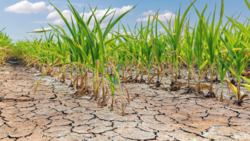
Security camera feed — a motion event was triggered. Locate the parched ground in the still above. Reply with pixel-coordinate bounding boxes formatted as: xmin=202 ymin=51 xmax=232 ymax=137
xmin=0 ymin=63 xmax=250 ymax=141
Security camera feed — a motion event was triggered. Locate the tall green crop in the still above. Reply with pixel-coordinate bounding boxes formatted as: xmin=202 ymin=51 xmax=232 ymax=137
xmin=157 ymin=0 xmax=197 ymax=83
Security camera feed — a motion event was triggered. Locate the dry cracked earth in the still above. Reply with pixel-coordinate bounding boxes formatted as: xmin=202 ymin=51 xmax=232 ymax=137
xmin=0 ymin=63 xmax=250 ymax=141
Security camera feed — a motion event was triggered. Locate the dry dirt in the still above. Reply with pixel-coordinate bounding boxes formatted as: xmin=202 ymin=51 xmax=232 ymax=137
xmin=0 ymin=63 xmax=250 ymax=141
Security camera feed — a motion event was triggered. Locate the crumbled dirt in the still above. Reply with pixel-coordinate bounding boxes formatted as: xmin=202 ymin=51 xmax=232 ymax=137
xmin=0 ymin=64 xmax=250 ymax=141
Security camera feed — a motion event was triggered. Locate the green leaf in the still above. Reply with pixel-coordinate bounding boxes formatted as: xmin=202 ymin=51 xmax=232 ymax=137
xmin=242 ymin=76 xmax=250 ymax=84
xmin=245 ymin=0 xmax=250 ymax=10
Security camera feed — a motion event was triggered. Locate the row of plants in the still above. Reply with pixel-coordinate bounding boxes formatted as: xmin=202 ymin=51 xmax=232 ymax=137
xmin=0 ymin=28 xmax=14 ymax=63
xmin=3 ymin=0 xmax=250 ymax=115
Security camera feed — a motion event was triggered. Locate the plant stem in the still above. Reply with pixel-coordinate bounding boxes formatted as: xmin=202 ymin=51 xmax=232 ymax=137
xmin=188 ymin=66 xmax=191 ymax=87
xmin=220 ymin=82 xmax=224 ymax=102
xmin=210 ymin=64 xmax=214 ymax=93
xmin=237 ymin=80 xmax=241 ymax=100
xmin=141 ymin=63 xmax=143 ymax=80
xmin=130 ymin=59 xmax=133 ymax=77
xmin=123 ymin=63 xmax=125 ymax=77
xmin=85 ymin=66 xmax=88 ymax=86
xmin=175 ymin=60 xmax=178 ymax=83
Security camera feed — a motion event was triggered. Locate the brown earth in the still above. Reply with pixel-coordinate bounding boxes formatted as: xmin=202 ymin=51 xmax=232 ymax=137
xmin=0 ymin=63 xmax=250 ymax=141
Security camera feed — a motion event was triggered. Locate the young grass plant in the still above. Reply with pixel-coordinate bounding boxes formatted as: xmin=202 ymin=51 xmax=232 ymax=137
xmin=183 ymin=19 xmax=195 ymax=87
xmin=221 ymin=30 xmax=250 ymax=105
xmin=157 ymin=0 xmax=197 ymax=83
xmin=217 ymin=36 xmax=233 ymax=101
xmin=193 ymin=5 xmax=207 ymax=92
xmin=35 ymin=0 xmax=138 ymax=113
xmin=194 ymin=0 xmax=224 ymax=97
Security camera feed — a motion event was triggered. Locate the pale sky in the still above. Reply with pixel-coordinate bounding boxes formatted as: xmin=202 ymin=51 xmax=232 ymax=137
xmin=0 ymin=0 xmax=249 ymax=41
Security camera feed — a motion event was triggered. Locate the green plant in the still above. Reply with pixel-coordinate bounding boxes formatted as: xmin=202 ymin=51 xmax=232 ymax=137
xmin=220 ymin=29 xmax=250 ymax=104
xmin=194 ymin=0 xmax=224 ymax=96
xmin=157 ymin=0 xmax=197 ymax=83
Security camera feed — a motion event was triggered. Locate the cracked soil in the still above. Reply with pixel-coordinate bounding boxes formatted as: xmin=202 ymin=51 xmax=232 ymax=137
xmin=0 ymin=63 xmax=250 ymax=141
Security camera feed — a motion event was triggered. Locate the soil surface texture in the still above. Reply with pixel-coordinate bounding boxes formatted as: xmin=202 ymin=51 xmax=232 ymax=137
xmin=0 ymin=64 xmax=250 ymax=141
